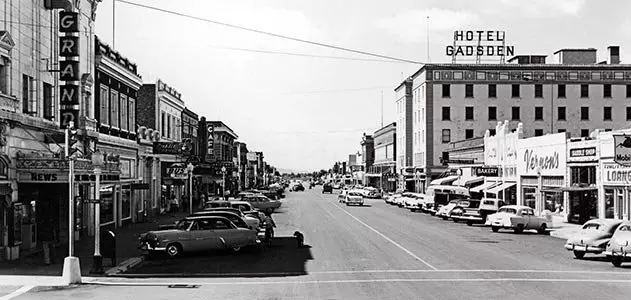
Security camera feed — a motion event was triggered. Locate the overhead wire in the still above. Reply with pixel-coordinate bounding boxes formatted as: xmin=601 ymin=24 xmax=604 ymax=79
xmin=206 ymin=45 xmax=407 ymax=63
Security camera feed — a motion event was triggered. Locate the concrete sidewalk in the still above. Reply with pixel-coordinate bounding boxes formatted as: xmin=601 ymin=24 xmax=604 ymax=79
xmin=0 ymin=212 xmax=190 ymax=277
xmin=547 ymin=215 xmax=581 ymax=240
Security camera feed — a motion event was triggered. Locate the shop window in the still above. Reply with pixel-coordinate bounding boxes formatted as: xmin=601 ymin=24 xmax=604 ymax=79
xmin=604 ymin=106 xmax=612 ymax=121
xmin=605 ymin=189 xmax=614 ymax=218
xmin=122 ymin=185 xmax=131 ymax=220
xmin=511 ymin=84 xmax=520 ymax=98
xmin=22 ymin=75 xmax=36 ymax=115
xmin=465 ymin=106 xmax=474 ymax=120
xmin=110 ymin=90 xmax=119 ymax=128
xmin=603 ymin=84 xmax=612 ymax=98
xmin=488 ymin=106 xmax=497 ymax=121
xmin=12 ymin=203 xmax=23 ymax=245
xmin=442 ymin=107 xmax=450 ymax=120
xmin=465 ymin=84 xmax=474 ymax=98
xmin=535 ymin=129 xmax=543 ymax=136
xmin=441 ymin=129 xmax=450 ymax=143
xmin=558 ymin=84 xmax=566 ymax=98
xmin=534 ymin=84 xmax=543 ymax=98
xmin=535 ymin=106 xmax=543 ymax=120
xmin=442 ymin=84 xmax=450 ymax=98
xmin=488 ymin=84 xmax=496 ymax=98
xmin=570 ymin=166 xmax=596 ymax=185
xmin=545 ymin=192 xmax=564 ymax=214
xmin=580 ymin=84 xmax=589 ymax=98
xmin=523 ymin=187 xmax=536 ymax=209
xmin=100 ymin=185 xmax=115 ymax=225
xmin=43 ymin=82 xmax=55 ymax=121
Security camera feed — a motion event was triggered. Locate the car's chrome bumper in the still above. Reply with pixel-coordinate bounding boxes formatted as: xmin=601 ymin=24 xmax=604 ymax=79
xmin=603 ymin=251 xmax=631 ymax=257
xmin=457 ymin=215 xmax=484 ymax=222
xmin=564 ymin=244 xmax=604 ymax=252
xmin=138 ymin=242 xmax=166 ymax=252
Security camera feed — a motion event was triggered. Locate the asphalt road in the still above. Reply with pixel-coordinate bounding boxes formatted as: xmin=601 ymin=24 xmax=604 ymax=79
xmin=12 ymin=187 xmax=631 ymax=299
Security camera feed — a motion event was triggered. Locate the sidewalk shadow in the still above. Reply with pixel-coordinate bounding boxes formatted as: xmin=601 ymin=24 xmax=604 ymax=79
xmin=126 ymin=236 xmax=314 ymax=277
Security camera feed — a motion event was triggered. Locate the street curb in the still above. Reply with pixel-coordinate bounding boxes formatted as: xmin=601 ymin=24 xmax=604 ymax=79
xmin=105 ymin=256 xmax=145 ymax=276
xmin=105 ymin=272 xmax=306 ymax=278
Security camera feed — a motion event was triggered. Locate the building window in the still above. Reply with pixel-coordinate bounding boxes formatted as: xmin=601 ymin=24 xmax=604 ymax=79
xmin=581 ymin=129 xmax=589 ymax=137
xmin=465 ymin=84 xmax=474 ymax=98
xmin=581 ymin=107 xmax=589 ymax=120
xmin=627 ymin=107 xmax=631 ymax=121
xmin=535 ymin=106 xmax=543 ymax=121
xmin=580 ymin=84 xmax=589 ymax=98
xmin=442 ymin=107 xmax=450 ymax=120
xmin=511 ymin=106 xmax=520 ymax=120
xmin=442 ymin=84 xmax=450 ymax=98
xmin=43 ymin=82 xmax=54 ymax=121
xmin=511 ymin=84 xmax=520 ymax=98
xmin=535 ymin=129 xmax=543 ymax=136
xmin=534 ymin=84 xmax=543 ymax=98
xmin=488 ymin=106 xmax=497 ymax=121
xmin=441 ymin=129 xmax=450 ymax=143
xmin=558 ymin=129 xmax=566 ymax=133
xmin=110 ymin=90 xmax=119 ymax=128
xmin=161 ymin=112 xmax=166 ymax=137
xmin=0 ymin=64 xmax=7 ymax=94
xmin=129 ymin=98 xmax=136 ymax=132
xmin=604 ymin=106 xmax=612 ymax=121
xmin=465 ymin=129 xmax=474 ymax=139
xmin=488 ymin=84 xmax=497 ymax=98
xmin=22 ymin=75 xmax=36 ymax=114
xmin=558 ymin=106 xmax=566 ymax=121
xmin=604 ymin=84 xmax=612 ymax=98
xmin=558 ymin=84 xmax=566 ymax=98
xmin=442 ymin=152 xmax=449 ymax=164
xmin=489 ymin=129 xmax=496 ymax=136
xmin=465 ymin=106 xmax=474 ymax=120
xmin=100 ymin=85 xmax=109 ymax=125
xmin=627 ymin=84 xmax=631 ymax=98
xmin=120 ymin=94 xmax=128 ymax=131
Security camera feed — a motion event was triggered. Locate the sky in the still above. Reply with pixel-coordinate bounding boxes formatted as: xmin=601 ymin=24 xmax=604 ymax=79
xmin=95 ymin=0 xmax=631 ymax=173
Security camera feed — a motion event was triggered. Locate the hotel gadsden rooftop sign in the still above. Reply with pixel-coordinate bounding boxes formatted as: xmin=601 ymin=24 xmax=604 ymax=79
xmin=446 ymin=30 xmax=515 ymax=60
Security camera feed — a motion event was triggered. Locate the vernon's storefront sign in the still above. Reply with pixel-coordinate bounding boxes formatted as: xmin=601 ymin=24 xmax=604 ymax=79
xmin=517 ymin=133 xmax=567 ymax=177
xmin=602 ymin=163 xmax=631 ymax=184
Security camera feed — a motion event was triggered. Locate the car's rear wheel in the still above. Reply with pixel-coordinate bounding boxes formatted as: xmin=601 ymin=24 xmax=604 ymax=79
xmin=537 ymin=224 xmax=547 ymax=234
xmin=231 ymin=246 xmax=242 ymax=253
xmin=266 ymin=208 xmax=274 ymax=214
xmin=466 ymin=221 xmax=473 ymax=226
xmin=410 ymin=208 xmax=416 ymax=212
xmin=441 ymin=216 xmax=448 ymax=220
xmin=452 ymin=218 xmax=459 ymax=223
xmin=491 ymin=226 xmax=499 ymax=232
xmin=573 ymin=250 xmax=585 ymax=259
xmin=612 ymin=256 xmax=623 ymax=267
xmin=514 ymin=225 xmax=524 ymax=234
xmin=166 ymin=243 xmax=182 ymax=258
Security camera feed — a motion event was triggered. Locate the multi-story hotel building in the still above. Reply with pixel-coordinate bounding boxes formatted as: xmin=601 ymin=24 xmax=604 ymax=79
xmin=402 ymin=46 xmax=631 ymax=192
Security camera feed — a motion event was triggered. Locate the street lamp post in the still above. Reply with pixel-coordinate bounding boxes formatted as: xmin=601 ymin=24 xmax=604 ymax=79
xmin=221 ymin=166 xmax=227 ymax=198
xmin=187 ymin=163 xmax=194 ymax=215
xmin=536 ymin=166 xmax=543 ymax=214
xmin=90 ymin=150 xmax=104 ymax=274
xmin=62 ymin=121 xmax=80 ymax=284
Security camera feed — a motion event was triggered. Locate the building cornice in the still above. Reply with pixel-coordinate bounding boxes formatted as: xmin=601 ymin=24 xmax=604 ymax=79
xmin=97 ymin=55 xmax=143 ymax=90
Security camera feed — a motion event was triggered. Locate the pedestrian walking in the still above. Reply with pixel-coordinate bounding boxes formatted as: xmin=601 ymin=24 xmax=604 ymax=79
xmin=264 ymin=211 xmax=276 ymax=247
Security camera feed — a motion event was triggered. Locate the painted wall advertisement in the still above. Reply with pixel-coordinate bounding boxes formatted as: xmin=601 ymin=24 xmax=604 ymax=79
xmin=602 ymin=163 xmax=631 ymax=185
xmin=517 ymin=133 xmax=567 ymax=177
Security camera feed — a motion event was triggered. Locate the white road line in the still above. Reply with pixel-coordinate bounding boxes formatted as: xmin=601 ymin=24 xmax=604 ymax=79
xmin=0 ymin=286 xmax=34 ymax=300
xmin=84 ymin=278 xmax=631 ymax=286
xmin=308 ymin=269 xmax=631 ymax=275
xmin=325 ymin=199 xmax=438 ymax=271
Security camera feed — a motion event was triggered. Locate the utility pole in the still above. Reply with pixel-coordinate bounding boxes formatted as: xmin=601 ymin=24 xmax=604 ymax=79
xmin=381 ymin=91 xmax=384 ymax=128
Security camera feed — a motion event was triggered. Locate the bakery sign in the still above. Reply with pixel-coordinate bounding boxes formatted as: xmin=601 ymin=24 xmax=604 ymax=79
xmin=614 ymin=135 xmax=631 ymax=165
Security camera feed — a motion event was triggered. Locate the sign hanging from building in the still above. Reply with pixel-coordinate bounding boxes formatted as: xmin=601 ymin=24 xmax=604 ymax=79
xmin=446 ymin=30 xmax=514 ymax=64
xmin=570 ymin=147 xmax=597 ymax=158
xmin=473 ymin=166 xmax=499 ymax=177
xmin=153 ymin=142 xmax=184 ymax=155
xmin=58 ymin=10 xmax=80 ymax=129
xmin=602 ymin=163 xmax=631 ymax=184
xmin=207 ymin=124 xmax=214 ymax=160
xmin=613 ymin=135 xmax=631 ymax=165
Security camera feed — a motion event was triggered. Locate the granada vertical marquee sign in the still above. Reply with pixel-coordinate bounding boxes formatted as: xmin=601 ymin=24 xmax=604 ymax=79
xmin=59 ymin=11 xmax=80 ymax=129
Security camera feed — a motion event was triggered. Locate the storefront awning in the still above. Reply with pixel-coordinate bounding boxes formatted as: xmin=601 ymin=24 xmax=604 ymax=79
xmin=487 ymin=182 xmax=516 ymax=194
xmin=559 ymin=186 xmax=598 ymax=192
xmin=452 ymin=176 xmax=483 ymax=187
xmin=430 ymin=175 xmax=459 ymax=186
xmin=469 ymin=181 xmax=500 ymax=193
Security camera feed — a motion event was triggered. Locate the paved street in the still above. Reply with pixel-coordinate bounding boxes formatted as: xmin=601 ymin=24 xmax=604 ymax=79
xmin=10 ymin=187 xmax=631 ymax=299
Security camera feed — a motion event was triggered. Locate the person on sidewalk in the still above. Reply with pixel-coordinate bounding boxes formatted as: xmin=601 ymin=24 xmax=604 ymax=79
xmin=264 ymin=211 xmax=276 ymax=247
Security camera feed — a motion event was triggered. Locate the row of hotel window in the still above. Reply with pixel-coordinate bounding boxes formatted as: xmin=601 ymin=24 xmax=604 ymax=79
xmin=99 ymin=85 xmax=136 ymax=131
xmin=441 ymin=83 xmax=631 ymax=98
xmin=441 ymin=127 xmax=607 ymax=143
xmin=442 ymin=106 xmax=631 ymax=122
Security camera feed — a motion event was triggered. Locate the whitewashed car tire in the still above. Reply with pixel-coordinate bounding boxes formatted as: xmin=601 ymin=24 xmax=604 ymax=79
xmin=166 ymin=243 xmax=182 ymax=258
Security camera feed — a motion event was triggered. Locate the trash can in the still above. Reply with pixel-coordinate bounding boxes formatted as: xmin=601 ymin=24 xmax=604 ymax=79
xmin=101 ymin=230 xmax=116 ymax=267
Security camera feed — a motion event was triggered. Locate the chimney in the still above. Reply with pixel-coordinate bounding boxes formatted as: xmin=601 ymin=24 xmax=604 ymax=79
xmin=608 ymin=46 xmax=620 ymax=64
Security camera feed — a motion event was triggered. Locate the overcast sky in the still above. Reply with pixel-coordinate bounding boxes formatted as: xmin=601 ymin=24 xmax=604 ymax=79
xmin=96 ymin=0 xmax=630 ymax=173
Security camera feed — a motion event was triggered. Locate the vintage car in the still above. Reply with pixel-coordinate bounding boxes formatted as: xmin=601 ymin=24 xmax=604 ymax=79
xmin=322 ymin=183 xmax=334 ymax=194
xmin=243 ymin=195 xmax=282 ymax=213
xmin=449 ymin=199 xmax=481 ymax=223
xmin=435 ymin=200 xmax=461 ymax=220
xmin=394 ymin=193 xmax=414 ymax=207
xmin=564 ymin=219 xmax=623 ymax=259
xmin=456 ymin=198 xmax=506 ymax=226
xmin=200 ymin=207 xmax=261 ymax=229
xmin=204 ymin=200 xmax=232 ymax=209
xmin=345 ymin=190 xmax=365 ymax=206
xmin=139 ymin=216 xmax=260 ymax=257
xmin=604 ymin=222 xmax=631 ymax=267
xmin=404 ymin=193 xmax=426 ymax=212
xmin=385 ymin=193 xmax=400 ymax=204
xmin=364 ymin=187 xmax=382 ymax=199
xmin=422 ymin=185 xmax=470 ymax=215
xmin=487 ymin=205 xmax=548 ymax=234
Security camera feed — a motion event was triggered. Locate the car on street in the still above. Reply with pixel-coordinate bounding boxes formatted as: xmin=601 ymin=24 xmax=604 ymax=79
xmin=139 ymin=216 xmax=261 ymax=257
xmin=338 ymin=189 xmax=349 ymax=203
xmin=363 ymin=187 xmax=382 ymax=199
xmin=604 ymin=221 xmax=631 ymax=267
xmin=322 ymin=183 xmax=333 ymax=194
xmin=564 ymin=219 xmax=623 ymax=259
xmin=435 ymin=200 xmax=461 ymax=220
xmin=200 ymin=207 xmax=261 ymax=229
xmin=487 ymin=205 xmax=548 ymax=234
xmin=457 ymin=198 xmax=506 ymax=226
xmin=204 ymin=200 xmax=232 ymax=209
xmin=243 ymin=195 xmax=282 ymax=213
xmin=404 ymin=193 xmax=426 ymax=212
xmin=448 ymin=199 xmax=480 ymax=222
xmin=391 ymin=193 xmax=410 ymax=207
xmin=384 ymin=193 xmax=399 ymax=204
xmin=345 ymin=190 xmax=365 ymax=206
xmin=292 ymin=184 xmax=305 ymax=192
xmin=422 ymin=185 xmax=470 ymax=215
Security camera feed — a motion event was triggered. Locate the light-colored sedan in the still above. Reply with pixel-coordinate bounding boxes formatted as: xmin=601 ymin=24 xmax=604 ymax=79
xmin=564 ymin=219 xmax=622 ymax=259
xmin=487 ymin=205 xmax=548 ymax=234
xmin=243 ymin=195 xmax=282 ymax=214
xmin=404 ymin=194 xmax=426 ymax=212
xmin=345 ymin=191 xmax=364 ymax=206
xmin=436 ymin=200 xmax=460 ymax=219
xmin=139 ymin=216 xmax=260 ymax=257
xmin=604 ymin=221 xmax=631 ymax=267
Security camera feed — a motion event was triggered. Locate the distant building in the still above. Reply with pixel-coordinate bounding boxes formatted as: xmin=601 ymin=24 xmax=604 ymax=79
xmin=366 ymin=122 xmax=397 ymax=192
xmin=395 ymin=79 xmax=415 ymax=191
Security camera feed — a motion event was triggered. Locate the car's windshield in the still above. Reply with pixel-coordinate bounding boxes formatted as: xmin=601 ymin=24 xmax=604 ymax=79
xmin=498 ymin=207 xmax=517 ymax=214
xmin=176 ymin=219 xmax=193 ymax=230
xmin=483 ymin=200 xmax=495 ymax=205
xmin=582 ymin=223 xmax=601 ymax=230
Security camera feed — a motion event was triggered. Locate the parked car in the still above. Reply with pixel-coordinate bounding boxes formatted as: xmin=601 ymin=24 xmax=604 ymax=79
xmin=199 ymin=207 xmax=261 ymax=229
xmin=385 ymin=193 xmax=400 ymax=204
xmin=139 ymin=216 xmax=260 ymax=257
xmin=436 ymin=200 xmax=461 ymax=220
xmin=322 ymin=183 xmax=334 ymax=194
xmin=345 ymin=191 xmax=365 ymax=206
xmin=487 ymin=205 xmax=548 ymax=234
xmin=457 ymin=198 xmax=506 ymax=226
xmin=604 ymin=221 xmax=631 ymax=267
xmin=392 ymin=193 xmax=411 ymax=207
xmin=364 ymin=187 xmax=383 ymax=199
xmin=338 ymin=189 xmax=349 ymax=203
xmin=404 ymin=193 xmax=426 ymax=212
xmin=564 ymin=219 xmax=623 ymax=259
xmin=292 ymin=184 xmax=305 ymax=192
xmin=449 ymin=199 xmax=481 ymax=222
xmin=204 ymin=200 xmax=232 ymax=209
xmin=422 ymin=185 xmax=470 ymax=215
xmin=243 ymin=195 xmax=282 ymax=213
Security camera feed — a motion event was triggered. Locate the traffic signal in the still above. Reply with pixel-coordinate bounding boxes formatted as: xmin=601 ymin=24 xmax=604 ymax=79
xmin=67 ymin=127 xmax=84 ymax=159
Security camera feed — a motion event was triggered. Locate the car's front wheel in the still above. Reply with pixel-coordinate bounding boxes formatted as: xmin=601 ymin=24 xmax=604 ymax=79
xmin=231 ymin=246 xmax=242 ymax=253
xmin=612 ymin=256 xmax=623 ymax=267
xmin=166 ymin=243 xmax=182 ymax=258
xmin=573 ymin=250 xmax=585 ymax=259
xmin=491 ymin=226 xmax=499 ymax=232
